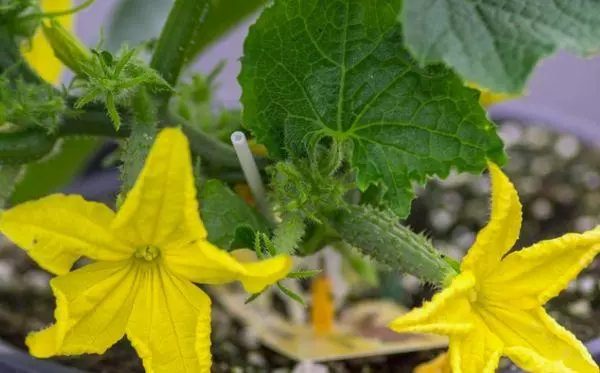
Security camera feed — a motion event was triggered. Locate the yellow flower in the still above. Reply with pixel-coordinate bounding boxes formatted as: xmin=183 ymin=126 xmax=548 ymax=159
xmin=467 ymin=83 xmax=515 ymax=107
xmin=390 ymin=162 xmax=600 ymax=373
xmin=414 ymin=352 xmax=451 ymax=373
xmin=0 ymin=128 xmax=292 ymax=373
xmin=22 ymin=0 xmax=72 ymax=84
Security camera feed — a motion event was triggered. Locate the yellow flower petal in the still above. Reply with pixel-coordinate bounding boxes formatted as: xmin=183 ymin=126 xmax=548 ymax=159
xmin=467 ymin=83 xmax=516 ymax=108
xmin=504 ymin=347 xmax=576 ymax=373
xmin=126 ymin=266 xmax=212 ymax=373
xmin=240 ymin=255 xmax=294 ymax=293
xmin=414 ymin=352 xmax=451 ymax=373
xmin=483 ymin=227 xmax=600 ymax=309
xmin=461 ymin=162 xmax=522 ymax=276
xmin=448 ymin=316 xmax=502 ymax=373
xmin=389 ymin=272 xmax=475 ymax=335
xmin=164 ymin=241 xmax=293 ymax=293
xmin=112 ymin=128 xmax=207 ymax=246
xmin=22 ymin=0 xmax=73 ymax=84
xmin=0 ymin=194 xmax=132 ymax=275
xmin=27 ymin=260 xmax=139 ymax=357
xmin=478 ymin=306 xmax=597 ymax=373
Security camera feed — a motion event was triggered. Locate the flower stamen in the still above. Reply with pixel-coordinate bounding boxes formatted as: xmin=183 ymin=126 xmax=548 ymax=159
xmin=134 ymin=245 xmax=160 ymax=261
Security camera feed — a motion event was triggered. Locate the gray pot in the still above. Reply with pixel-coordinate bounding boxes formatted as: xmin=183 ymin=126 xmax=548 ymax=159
xmin=0 ymin=339 xmax=84 ymax=373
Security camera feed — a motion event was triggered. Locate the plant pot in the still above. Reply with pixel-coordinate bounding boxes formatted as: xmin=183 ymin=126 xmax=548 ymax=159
xmin=0 ymin=337 xmax=84 ymax=373
xmin=0 ymin=102 xmax=599 ymax=372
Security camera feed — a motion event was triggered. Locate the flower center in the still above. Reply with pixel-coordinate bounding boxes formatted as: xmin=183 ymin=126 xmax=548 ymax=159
xmin=468 ymin=289 xmax=478 ymax=303
xmin=134 ymin=245 xmax=160 ymax=261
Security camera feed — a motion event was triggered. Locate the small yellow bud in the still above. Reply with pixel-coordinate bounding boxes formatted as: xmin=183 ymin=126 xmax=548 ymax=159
xmin=467 ymin=82 xmax=517 ymax=107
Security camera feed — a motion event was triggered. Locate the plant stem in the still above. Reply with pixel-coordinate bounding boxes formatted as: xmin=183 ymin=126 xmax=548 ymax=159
xmin=0 ymin=27 xmax=39 ymax=83
xmin=0 ymin=164 xmax=23 ymax=207
xmin=331 ymin=204 xmax=458 ymax=286
xmin=58 ymin=103 xmax=268 ymax=171
xmin=119 ymin=88 xmax=157 ymax=194
xmin=150 ymin=0 xmax=209 ymax=105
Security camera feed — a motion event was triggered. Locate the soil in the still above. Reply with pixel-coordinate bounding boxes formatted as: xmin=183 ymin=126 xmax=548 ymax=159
xmin=0 ymin=119 xmax=599 ymax=372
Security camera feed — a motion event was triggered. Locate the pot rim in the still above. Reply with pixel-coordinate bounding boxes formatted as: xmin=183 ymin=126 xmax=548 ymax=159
xmin=489 ymin=101 xmax=600 ymax=145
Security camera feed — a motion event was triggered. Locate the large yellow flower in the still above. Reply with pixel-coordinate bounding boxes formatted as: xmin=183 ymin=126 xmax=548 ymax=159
xmin=390 ymin=163 xmax=600 ymax=373
xmin=0 ymin=128 xmax=292 ymax=373
xmin=22 ymin=0 xmax=72 ymax=84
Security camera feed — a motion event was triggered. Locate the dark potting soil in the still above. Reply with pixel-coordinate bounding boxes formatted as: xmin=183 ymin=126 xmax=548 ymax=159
xmin=0 ymin=119 xmax=599 ymax=373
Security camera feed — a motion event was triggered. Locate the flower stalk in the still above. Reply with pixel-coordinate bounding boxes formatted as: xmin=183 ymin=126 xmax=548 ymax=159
xmin=150 ymin=0 xmax=209 ymax=105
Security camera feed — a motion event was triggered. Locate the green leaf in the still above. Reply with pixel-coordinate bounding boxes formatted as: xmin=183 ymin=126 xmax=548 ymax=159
xmin=273 ymin=212 xmax=305 ymax=254
xmin=106 ymin=0 xmax=174 ymax=52
xmin=401 ymin=0 xmax=600 ymax=93
xmin=277 ymin=282 xmax=306 ymax=306
xmin=10 ymin=138 xmax=98 ymax=204
xmin=239 ymin=0 xmax=505 ymax=217
xmin=244 ymin=288 xmax=266 ymax=304
xmin=230 ymin=225 xmax=258 ymax=250
xmin=186 ymin=0 xmax=265 ymax=59
xmin=199 ymin=179 xmax=269 ymax=250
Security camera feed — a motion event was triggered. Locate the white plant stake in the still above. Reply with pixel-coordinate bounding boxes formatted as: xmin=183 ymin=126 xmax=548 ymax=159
xmin=230 ymin=131 xmax=274 ymax=223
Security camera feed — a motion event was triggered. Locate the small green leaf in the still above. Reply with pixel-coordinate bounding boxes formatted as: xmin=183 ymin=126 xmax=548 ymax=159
xmin=239 ymin=0 xmax=505 ymax=218
xmin=100 ymin=51 xmax=114 ymax=67
xmin=244 ymin=288 xmax=266 ymax=304
xmin=401 ymin=0 xmax=600 ymax=93
xmin=105 ymin=92 xmax=121 ymax=130
xmin=273 ymin=212 xmax=305 ymax=254
xmin=277 ymin=282 xmax=306 ymax=307
xmin=230 ymin=225 xmax=258 ymax=251
xmin=199 ymin=179 xmax=269 ymax=250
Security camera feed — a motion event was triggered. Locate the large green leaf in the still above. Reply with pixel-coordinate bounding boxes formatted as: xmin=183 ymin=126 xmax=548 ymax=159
xmin=10 ymin=138 xmax=99 ymax=204
xmin=239 ymin=0 xmax=504 ymax=218
xmin=199 ymin=180 xmax=269 ymax=250
xmin=186 ymin=0 xmax=265 ymax=59
xmin=401 ymin=0 xmax=600 ymax=93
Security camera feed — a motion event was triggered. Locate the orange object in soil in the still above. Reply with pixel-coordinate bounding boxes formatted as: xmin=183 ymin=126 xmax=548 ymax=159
xmin=311 ymin=275 xmax=334 ymax=335
xmin=233 ymin=184 xmax=256 ymax=206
